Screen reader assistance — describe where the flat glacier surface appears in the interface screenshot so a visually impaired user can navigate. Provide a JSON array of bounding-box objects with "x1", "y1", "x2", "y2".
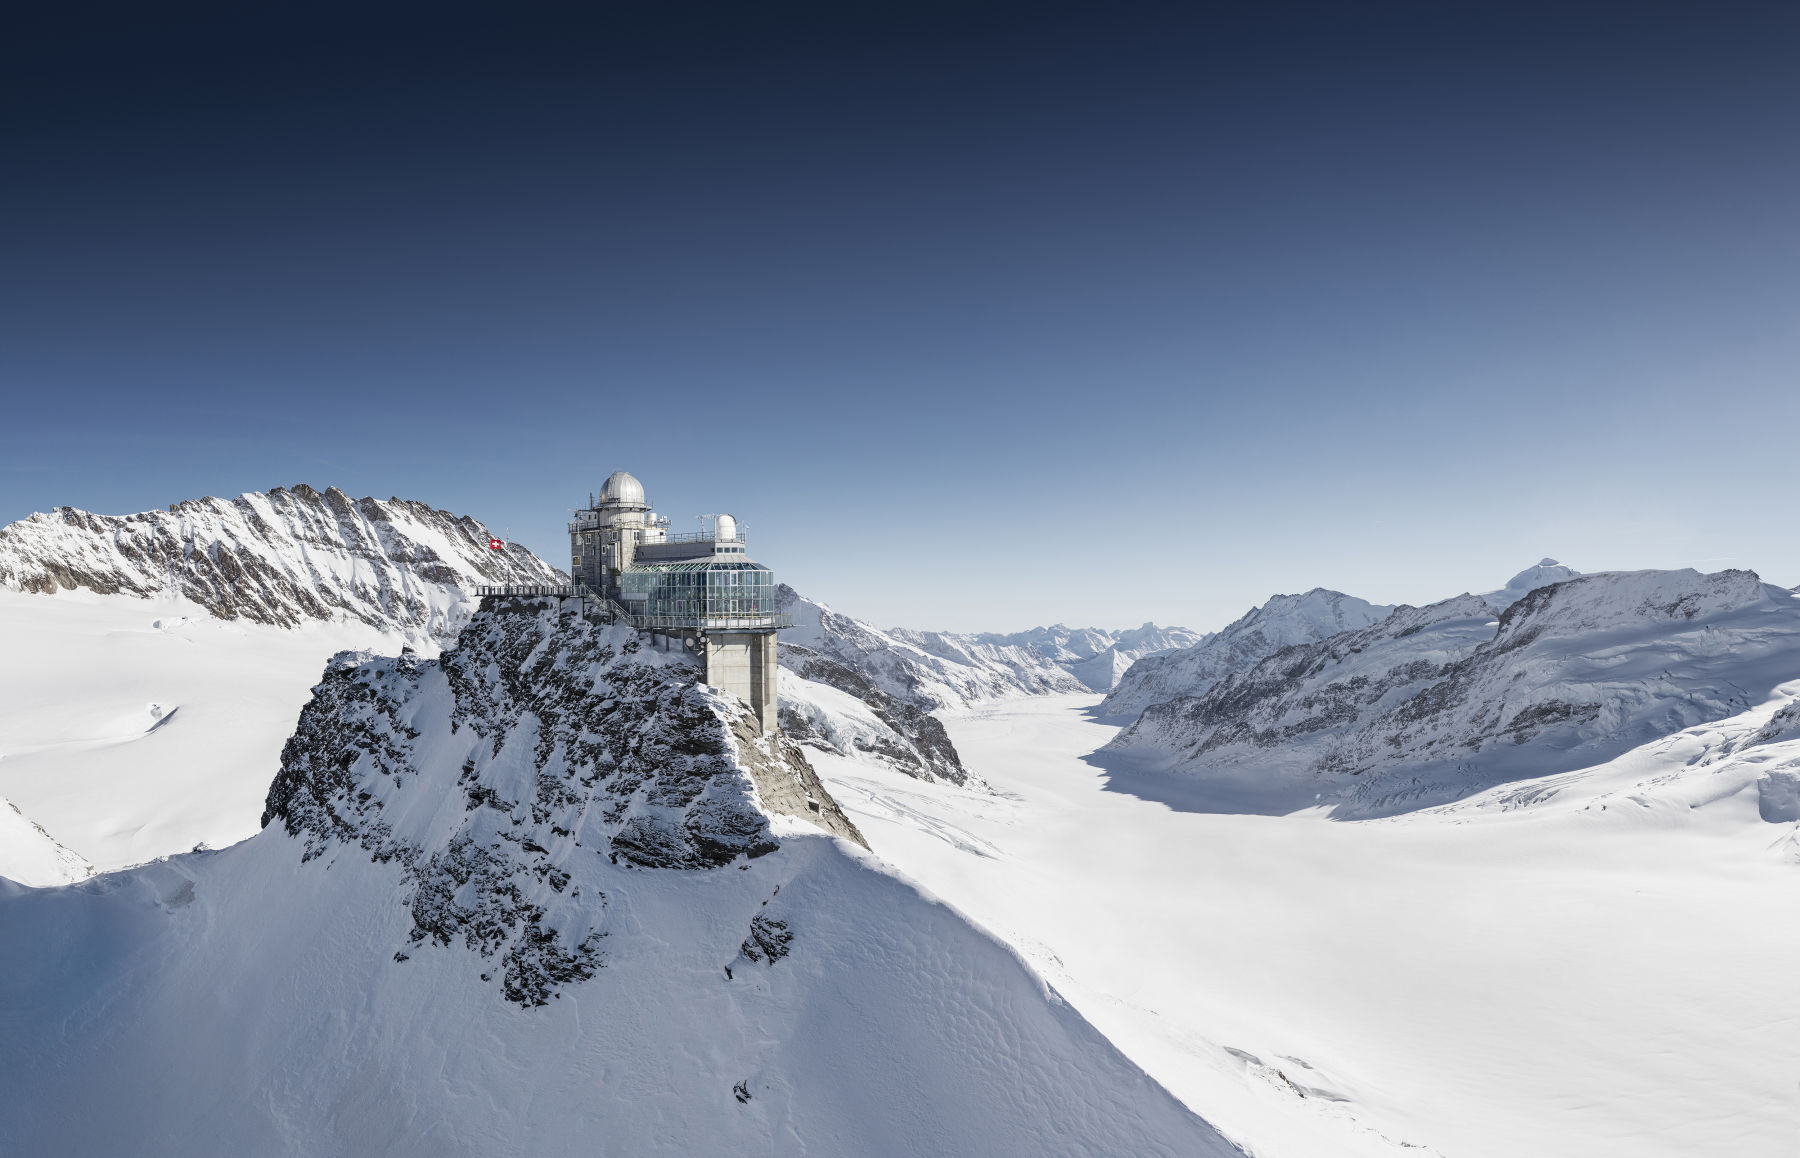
[{"x1": 813, "y1": 693, "x2": 1800, "y2": 1158}]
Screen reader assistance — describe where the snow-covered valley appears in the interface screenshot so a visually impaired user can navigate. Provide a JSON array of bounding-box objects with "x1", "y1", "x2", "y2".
[{"x1": 812, "y1": 693, "x2": 1800, "y2": 1158}]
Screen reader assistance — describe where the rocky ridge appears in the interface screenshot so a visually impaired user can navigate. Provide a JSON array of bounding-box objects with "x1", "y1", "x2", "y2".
[
  {"x1": 265, "y1": 595, "x2": 863, "y2": 1004},
  {"x1": 965, "y1": 621, "x2": 1206, "y2": 692},
  {"x1": 1104, "y1": 588, "x2": 1394, "y2": 719},
  {"x1": 0, "y1": 485, "x2": 563, "y2": 644},
  {"x1": 1108, "y1": 568, "x2": 1800, "y2": 817}
]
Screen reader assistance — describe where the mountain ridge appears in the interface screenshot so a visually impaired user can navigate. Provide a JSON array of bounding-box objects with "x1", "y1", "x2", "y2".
[
  {"x1": 0, "y1": 484, "x2": 563, "y2": 644},
  {"x1": 1106, "y1": 567, "x2": 1800, "y2": 817}
]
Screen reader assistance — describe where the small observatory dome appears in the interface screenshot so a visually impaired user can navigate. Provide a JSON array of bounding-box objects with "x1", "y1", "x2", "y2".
[
  {"x1": 598, "y1": 471, "x2": 647, "y2": 507},
  {"x1": 715, "y1": 513, "x2": 738, "y2": 541}
]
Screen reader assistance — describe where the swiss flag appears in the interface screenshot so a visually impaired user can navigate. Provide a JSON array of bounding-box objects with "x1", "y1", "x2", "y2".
[{"x1": 488, "y1": 538, "x2": 504, "y2": 551}]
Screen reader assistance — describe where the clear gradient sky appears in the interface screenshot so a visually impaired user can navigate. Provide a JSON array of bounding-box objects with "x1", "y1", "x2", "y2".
[{"x1": 3, "y1": 1, "x2": 1796, "y2": 632}]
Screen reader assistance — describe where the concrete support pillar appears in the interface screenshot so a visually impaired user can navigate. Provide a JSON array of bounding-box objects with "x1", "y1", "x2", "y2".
[
  {"x1": 702, "y1": 630, "x2": 778, "y2": 733},
  {"x1": 752, "y1": 631, "x2": 778, "y2": 734}
]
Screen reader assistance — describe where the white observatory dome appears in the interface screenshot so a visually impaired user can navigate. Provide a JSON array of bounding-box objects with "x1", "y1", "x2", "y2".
[
  {"x1": 598, "y1": 471, "x2": 647, "y2": 507},
  {"x1": 715, "y1": 513, "x2": 737, "y2": 541}
]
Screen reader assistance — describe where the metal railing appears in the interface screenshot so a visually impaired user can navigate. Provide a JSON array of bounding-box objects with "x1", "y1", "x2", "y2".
[
  {"x1": 618, "y1": 611, "x2": 791, "y2": 631},
  {"x1": 474, "y1": 585, "x2": 788, "y2": 632},
  {"x1": 661, "y1": 530, "x2": 746, "y2": 545}
]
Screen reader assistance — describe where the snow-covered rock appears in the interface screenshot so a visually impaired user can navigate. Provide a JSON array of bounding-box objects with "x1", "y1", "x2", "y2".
[
  {"x1": 0, "y1": 485, "x2": 563, "y2": 645},
  {"x1": 776, "y1": 586, "x2": 1095, "y2": 785},
  {"x1": 0, "y1": 795, "x2": 92, "y2": 887},
  {"x1": 1481, "y1": 557, "x2": 1583, "y2": 612},
  {"x1": 778, "y1": 644, "x2": 970, "y2": 786},
  {"x1": 1108, "y1": 568, "x2": 1800, "y2": 817},
  {"x1": 0, "y1": 596, "x2": 1238, "y2": 1158},
  {"x1": 1103, "y1": 589, "x2": 1393, "y2": 719}
]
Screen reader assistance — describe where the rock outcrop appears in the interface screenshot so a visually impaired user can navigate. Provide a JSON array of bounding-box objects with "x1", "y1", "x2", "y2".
[{"x1": 264, "y1": 596, "x2": 864, "y2": 1004}]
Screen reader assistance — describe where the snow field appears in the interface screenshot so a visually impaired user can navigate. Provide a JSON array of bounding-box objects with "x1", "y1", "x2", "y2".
[
  {"x1": 812, "y1": 694, "x2": 1800, "y2": 1158},
  {"x1": 0, "y1": 825, "x2": 1238, "y2": 1157},
  {"x1": 0, "y1": 588, "x2": 420, "y2": 871}
]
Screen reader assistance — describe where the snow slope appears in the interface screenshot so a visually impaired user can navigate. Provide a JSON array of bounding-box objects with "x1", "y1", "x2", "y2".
[
  {"x1": 1481, "y1": 556, "x2": 1582, "y2": 611},
  {"x1": 0, "y1": 489, "x2": 568, "y2": 874},
  {"x1": 810, "y1": 693, "x2": 1800, "y2": 1158},
  {"x1": 0, "y1": 795, "x2": 91, "y2": 887},
  {"x1": 0, "y1": 588, "x2": 422, "y2": 873},
  {"x1": 1104, "y1": 588, "x2": 1393, "y2": 719},
  {"x1": 0, "y1": 600, "x2": 1238, "y2": 1158},
  {"x1": 1108, "y1": 567, "x2": 1800, "y2": 816}
]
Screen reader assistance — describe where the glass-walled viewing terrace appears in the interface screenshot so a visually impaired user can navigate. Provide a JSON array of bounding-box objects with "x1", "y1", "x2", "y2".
[{"x1": 618, "y1": 559, "x2": 780, "y2": 628}]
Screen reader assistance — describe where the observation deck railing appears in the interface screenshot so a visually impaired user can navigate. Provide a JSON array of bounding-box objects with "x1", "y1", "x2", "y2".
[{"x1": 475, "y1": 585, "x2": 787, "y2": 631}]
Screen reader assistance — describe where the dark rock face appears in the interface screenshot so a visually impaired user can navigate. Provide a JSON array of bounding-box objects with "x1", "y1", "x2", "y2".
[
  {"x1": 263, "y1": 598, "x2": 863, "y2": 1005},
  {"x1": 779, "y1": 643, "x2": 971, "y2": 785},
  {"x1": 740, "y1": 913, "x2": 793, "y2": 965},
  {"x1": 0, "y1": 485, "x2": 563, "y2": 641}
]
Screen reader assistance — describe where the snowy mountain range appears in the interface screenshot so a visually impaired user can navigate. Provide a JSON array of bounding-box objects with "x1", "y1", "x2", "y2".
[
  {"x1": 0, "y1": 595, "x2": 1238, "y2": 1157},
  {"x1": 0, "y1": 484, "x2": 561, "y2": 644},
  {"x1": 962, "y1": 622, "x2": 1206, "y2": 691},
  {"x1": 1106, "y1": 565, "x2": 1800, "y2": 817},
  {"x1": 774, "y1": 585, "x2": 1198, "y2": 785},
  {"x1": 1103, "y1": 588, "x2": 1394, "y2": 719}
]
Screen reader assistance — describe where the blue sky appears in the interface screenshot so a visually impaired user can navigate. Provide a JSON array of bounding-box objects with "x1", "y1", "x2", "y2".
[{"x1": 2, "y1": 2, "x2": 1796, "y2": 631}]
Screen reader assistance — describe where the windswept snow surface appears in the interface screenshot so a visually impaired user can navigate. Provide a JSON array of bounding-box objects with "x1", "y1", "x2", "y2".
[
  {"x1": 0, "y1": 604, "x2": 1236, "y2": 1158},
  {"x1": 0, "y1": 795, "x2": 91, "y2": 886},
  {"x1": 811, "y1": 694, "x2": 1800, "y2": 1158},
  {"x1": 0, "y1": 588, "x2": 419, "y2": 873}
]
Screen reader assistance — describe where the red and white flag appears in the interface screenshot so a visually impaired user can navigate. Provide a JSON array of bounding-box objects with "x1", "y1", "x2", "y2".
[{"x1": 488, "y1": 538, "x2": 504, "y2": 551}]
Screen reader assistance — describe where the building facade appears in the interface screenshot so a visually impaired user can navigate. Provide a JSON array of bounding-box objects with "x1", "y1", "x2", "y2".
[{"x1": 569, "y1": 471, "x2": 783, "y2": 732}]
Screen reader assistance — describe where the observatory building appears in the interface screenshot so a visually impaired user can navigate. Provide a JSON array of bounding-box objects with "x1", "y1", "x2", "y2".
[{"x1": 568, "y1": 471, "x2": 785, "y2": 732}]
